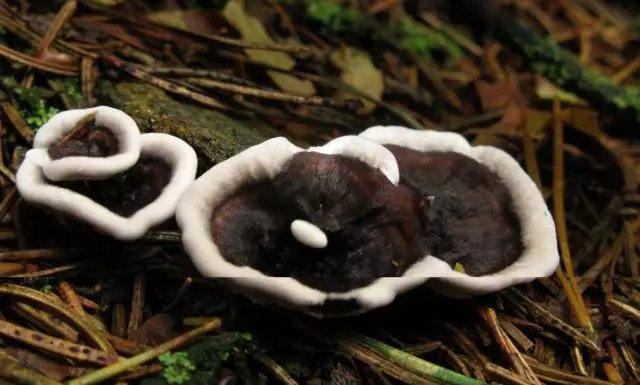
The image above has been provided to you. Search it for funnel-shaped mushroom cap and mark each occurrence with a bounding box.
[16,133,197,241]
[359,125,559,298]
[176,136,450,317]
[30,106,142,182]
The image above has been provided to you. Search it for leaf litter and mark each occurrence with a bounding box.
[0,0,637,384]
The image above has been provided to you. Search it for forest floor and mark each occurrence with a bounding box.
[0,0,638,384]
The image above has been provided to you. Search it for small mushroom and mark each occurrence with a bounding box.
[16,132,198,241]
[27,106,142,182]
[176,136,450,317]
[358,125,560,298]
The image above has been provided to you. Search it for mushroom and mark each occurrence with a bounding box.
[358,125,560,298]
[176,136,451,317]
[27,106,142,182]
[16,108,198,241]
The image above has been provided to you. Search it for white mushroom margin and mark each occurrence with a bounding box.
[359,125,560,298]
[16,133,198,241]
[175,135,452,317]
[29,106,142,182]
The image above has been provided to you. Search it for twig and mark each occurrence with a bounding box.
[503,289,600,351]
[1,102,35,143]
[66,318,223,385]
[0,248,79,262]
[10,301,80,342]
[99,53,231,111]
[482,308,541,385]
[21,0,78,88]
[484,363,533,385]
[188,77,358,110]
[0,44,77,76]
[0,353,63,385]
[0,319,118,365]
[127,273,145,336]
[253,352,299,385]
[552,97,593,334]
[0,284,113,353]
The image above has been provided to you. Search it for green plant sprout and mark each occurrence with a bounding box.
[305,0,368,35]
[159,352,196,385]
[40,284,53,293]
[63,79,83,102]
[0,77,59,130]
[392,19,464,60]
[20,100,59,129]
[142,332,257,385]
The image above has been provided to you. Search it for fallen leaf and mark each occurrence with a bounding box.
[4,347,74,381]
[535,76,586,105]
[475,80,526,111]
[146,10,222,36]
[472,101,523,146]
[329,47,384,114]
[128,313,181,347]
[73,19,149,51]
[524,108,552,139]
[222,0,316,96]
[559,107,602,139]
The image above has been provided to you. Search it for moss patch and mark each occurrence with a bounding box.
[96,81,284,172]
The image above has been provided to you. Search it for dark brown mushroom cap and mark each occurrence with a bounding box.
[48,126,119,160]
[210,151,430,293]
[384,144,524,276]
[52,155,172,217]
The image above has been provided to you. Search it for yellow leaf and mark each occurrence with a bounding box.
[524,108,552,139]
[560,107,602,139]
[222,0,316,96]
[328,47,384,114]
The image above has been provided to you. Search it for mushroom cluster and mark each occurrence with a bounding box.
[176,126,560,318]
[16,106,198,241]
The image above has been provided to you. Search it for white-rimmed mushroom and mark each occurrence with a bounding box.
[175,136,450,318]
[28,106,142,182]
[16,132,198,241]
[358,125,560,298]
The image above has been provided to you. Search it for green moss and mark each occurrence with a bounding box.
[391,19,464,60]
[1,76,59,130]
[96,81,284,171]
[142,332,258,385]
[159,352,196,385]
[510,21,640,116]
[305,0,368,35]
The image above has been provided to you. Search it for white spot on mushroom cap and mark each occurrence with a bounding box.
[290,220,328,249]
[177,136,438,318]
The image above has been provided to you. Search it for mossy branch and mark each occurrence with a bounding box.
[458,0,640,122]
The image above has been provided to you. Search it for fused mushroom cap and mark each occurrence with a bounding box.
[358,125,560,298]
[30,106,142,182]
[176,136,447,317]
[209,150,429,293]
[16,133,198,241]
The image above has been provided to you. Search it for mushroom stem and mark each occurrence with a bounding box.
[290,219,328,249]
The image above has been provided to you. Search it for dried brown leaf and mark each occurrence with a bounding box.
[329,47,384,114]
[221,0,316,96]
